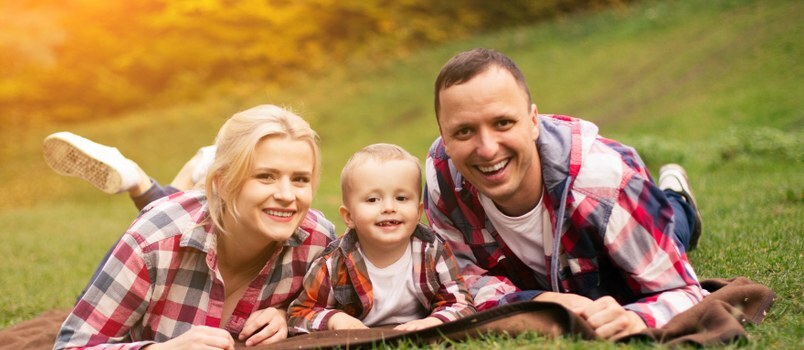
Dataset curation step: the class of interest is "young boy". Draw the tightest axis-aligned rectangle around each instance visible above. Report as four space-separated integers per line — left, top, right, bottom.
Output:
287 143 475 334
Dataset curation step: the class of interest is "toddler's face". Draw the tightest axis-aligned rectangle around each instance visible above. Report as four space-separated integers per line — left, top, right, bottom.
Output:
340 158 423 254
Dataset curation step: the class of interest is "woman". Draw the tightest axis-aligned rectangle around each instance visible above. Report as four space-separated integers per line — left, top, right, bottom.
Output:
54 105 335 349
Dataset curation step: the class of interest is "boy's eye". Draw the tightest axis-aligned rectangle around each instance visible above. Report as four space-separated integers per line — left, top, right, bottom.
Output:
366 197 379 203
396 196 408 201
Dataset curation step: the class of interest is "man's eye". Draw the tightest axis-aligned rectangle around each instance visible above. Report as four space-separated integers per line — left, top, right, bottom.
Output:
453 128 473 139
496 120 514 128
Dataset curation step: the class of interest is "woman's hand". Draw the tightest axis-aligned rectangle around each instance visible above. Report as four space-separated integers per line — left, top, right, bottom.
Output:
394 317 442 331
144 325 234 350
238 307 288 346
327 312 368 330
532 291 594 310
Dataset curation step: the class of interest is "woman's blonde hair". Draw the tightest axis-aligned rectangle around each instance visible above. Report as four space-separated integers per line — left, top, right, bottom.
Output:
205 104 321 234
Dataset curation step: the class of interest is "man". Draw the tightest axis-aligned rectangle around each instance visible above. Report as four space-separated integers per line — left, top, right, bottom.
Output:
424 48 705 340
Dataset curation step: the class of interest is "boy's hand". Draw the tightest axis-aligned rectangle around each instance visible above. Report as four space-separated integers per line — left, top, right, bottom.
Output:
327 312 369 330
238 307 288 346
394 317 443 331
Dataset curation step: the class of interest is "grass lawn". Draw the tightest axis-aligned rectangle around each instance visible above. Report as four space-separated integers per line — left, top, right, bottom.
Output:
0 0 801 348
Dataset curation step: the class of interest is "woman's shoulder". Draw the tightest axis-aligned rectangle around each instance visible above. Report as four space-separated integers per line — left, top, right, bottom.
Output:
299 208 337 243
127 190 211 246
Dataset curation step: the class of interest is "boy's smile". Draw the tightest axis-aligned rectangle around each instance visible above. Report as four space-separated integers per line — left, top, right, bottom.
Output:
340 158 423 267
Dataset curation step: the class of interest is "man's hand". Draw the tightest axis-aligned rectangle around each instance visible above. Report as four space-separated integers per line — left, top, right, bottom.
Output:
327 312 369 330
143 325 234 350
532 291 594 310
394 317 443 331
239 307 288 346
574 296 647 340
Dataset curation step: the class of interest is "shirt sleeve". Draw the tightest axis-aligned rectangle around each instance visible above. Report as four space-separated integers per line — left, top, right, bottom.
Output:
607 173 706 328
286 255 342 334
54 233 155 350
424 158 521 311
428 241 477 322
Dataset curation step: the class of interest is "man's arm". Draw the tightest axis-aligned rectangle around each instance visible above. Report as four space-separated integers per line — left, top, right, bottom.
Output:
604 173 706 328
424 159 520 310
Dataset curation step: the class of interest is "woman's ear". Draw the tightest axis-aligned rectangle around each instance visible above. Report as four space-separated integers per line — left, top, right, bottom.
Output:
339 205 356 229
530 103 539 140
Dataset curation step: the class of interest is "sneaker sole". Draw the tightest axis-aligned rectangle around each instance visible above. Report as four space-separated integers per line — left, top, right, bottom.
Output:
43 135 123 194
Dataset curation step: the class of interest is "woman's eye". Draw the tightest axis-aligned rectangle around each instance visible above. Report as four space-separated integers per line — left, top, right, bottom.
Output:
294 176 311 184
257 173 275 180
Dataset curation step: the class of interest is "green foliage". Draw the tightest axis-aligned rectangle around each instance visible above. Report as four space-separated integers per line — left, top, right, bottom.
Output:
1 0 802 348
1 0 629 124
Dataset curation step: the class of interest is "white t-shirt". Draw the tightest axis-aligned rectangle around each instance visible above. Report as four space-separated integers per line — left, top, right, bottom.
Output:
479 193 551 277
358 242 427 326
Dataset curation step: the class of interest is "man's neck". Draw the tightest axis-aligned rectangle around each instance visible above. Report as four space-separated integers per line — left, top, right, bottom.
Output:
495 152 544 217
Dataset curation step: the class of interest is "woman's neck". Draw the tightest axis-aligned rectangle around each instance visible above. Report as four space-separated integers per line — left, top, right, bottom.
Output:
216 214 278 281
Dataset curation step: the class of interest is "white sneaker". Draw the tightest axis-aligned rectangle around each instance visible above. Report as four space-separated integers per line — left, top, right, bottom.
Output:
191 145 217 185
43 132 142 194
658 164 703 250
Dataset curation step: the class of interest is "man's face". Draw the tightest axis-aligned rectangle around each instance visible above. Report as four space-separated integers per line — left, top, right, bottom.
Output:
437 66 540 215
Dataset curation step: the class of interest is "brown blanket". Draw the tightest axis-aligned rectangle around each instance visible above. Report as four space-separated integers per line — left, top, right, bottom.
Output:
0 277 774 350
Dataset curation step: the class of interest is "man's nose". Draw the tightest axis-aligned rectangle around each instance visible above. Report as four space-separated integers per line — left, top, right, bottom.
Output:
475 129 499 159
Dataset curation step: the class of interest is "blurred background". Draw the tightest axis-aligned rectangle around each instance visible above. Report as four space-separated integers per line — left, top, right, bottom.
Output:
0 0 800 347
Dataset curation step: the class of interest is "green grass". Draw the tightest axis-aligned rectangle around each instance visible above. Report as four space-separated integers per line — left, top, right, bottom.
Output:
1 0 801 347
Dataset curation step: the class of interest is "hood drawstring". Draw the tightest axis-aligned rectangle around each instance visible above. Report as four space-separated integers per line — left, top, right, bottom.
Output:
550 177 572 293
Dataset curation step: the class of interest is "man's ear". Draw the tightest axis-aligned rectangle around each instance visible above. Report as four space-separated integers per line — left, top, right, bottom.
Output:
339 205 356 229
531 103 539 140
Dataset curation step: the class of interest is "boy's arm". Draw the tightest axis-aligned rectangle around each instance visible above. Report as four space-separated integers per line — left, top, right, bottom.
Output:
426 240 477 322
286 256 344 334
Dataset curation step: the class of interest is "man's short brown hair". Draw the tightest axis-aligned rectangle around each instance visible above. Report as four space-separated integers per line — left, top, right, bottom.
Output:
434 48 532 120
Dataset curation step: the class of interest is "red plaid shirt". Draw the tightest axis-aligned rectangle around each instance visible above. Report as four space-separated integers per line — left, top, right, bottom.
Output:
287 224 475 334
55 190 335 350
425 115 706 328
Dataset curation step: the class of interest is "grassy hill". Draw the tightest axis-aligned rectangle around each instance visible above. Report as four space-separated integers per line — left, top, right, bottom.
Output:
1 0 801 347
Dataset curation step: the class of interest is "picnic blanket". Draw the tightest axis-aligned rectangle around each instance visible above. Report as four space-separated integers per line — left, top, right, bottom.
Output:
0 277 774 350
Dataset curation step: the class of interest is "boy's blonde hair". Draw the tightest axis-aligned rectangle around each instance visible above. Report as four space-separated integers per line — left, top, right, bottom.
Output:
340 143 422 205
205 104 321 235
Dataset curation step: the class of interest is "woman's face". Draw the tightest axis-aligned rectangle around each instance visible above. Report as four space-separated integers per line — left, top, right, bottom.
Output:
228 136 315 243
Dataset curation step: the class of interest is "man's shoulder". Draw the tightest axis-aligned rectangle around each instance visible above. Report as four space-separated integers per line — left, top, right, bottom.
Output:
426 136 448 161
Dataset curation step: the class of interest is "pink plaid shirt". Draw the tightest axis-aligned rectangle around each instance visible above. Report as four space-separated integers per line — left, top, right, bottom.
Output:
55 190 335 350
